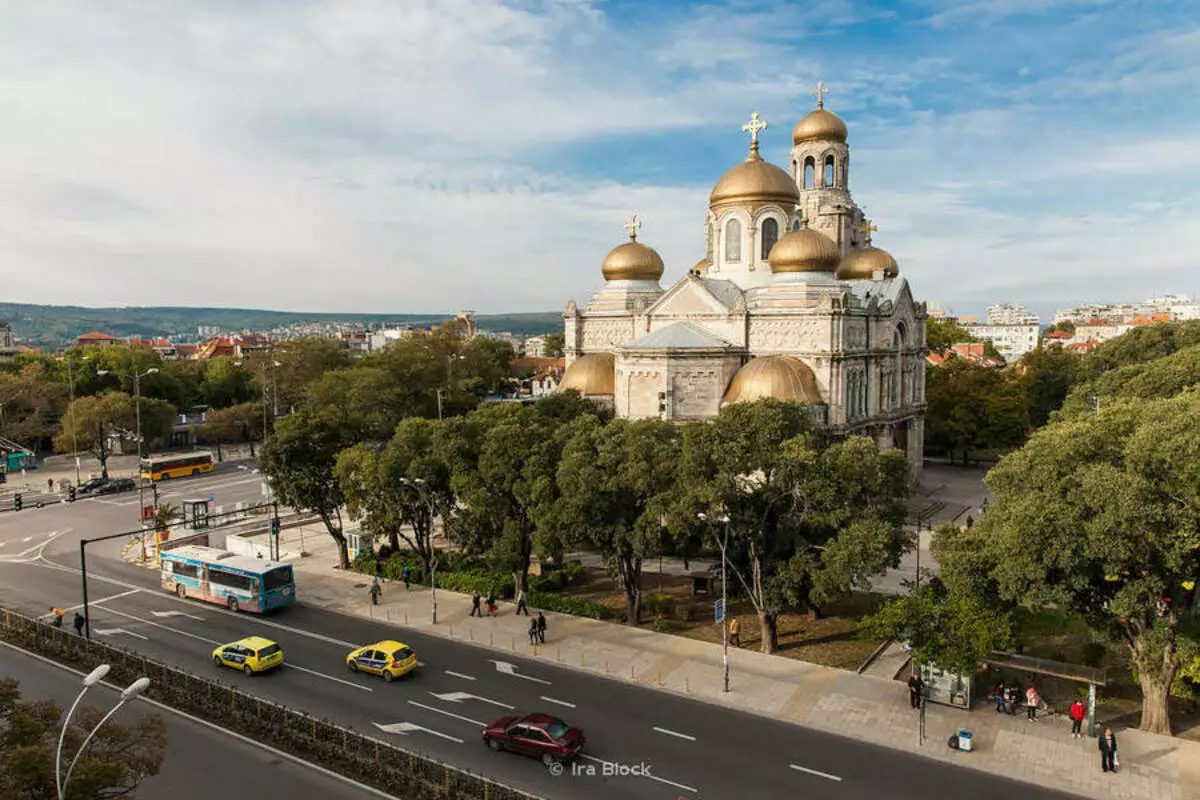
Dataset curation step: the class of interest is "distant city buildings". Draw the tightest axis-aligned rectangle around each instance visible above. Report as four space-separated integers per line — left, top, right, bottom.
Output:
1053 293 1200 325
958 303 1040 362
523 336 547 358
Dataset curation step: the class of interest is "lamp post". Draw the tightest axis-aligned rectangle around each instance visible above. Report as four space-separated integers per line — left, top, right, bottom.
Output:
55 664 109 800
401 477 438 624
65 353 90 486
58 672 151 800
698 511 732 693
132 368 158 553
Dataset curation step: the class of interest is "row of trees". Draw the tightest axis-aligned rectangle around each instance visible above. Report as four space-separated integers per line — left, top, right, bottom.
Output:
263 393 912 653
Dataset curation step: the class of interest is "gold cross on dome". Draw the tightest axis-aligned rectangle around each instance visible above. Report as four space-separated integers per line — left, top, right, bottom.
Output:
860 220 878 244
813 81 830 109
741 111 768 146
624 213 642 240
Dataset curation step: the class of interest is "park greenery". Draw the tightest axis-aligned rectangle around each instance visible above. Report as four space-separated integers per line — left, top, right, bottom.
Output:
0 677 167 800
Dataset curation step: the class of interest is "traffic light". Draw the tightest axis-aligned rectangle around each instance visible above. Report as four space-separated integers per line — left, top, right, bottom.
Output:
13 494 22 512
68 485 76 502
270 516 281 536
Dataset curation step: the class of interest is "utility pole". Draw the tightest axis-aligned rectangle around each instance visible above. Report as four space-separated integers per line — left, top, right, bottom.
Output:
698 512 732 693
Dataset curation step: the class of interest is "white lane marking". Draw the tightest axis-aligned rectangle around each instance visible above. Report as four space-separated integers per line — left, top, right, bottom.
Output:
63 588 141 612
488 659 551 684
373 721 463 743
790 764 843 782
152 610 204 620
444 670 476 681
406 700 486 727
429 691 514 710
22 536 32 542
580 754 698 793
94 627 149 640
539 696 576 709
653 726 696 742
93 604 372 692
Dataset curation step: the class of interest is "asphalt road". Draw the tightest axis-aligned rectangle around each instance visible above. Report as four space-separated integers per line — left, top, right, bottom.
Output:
0 643 384 800
0 467 1085 800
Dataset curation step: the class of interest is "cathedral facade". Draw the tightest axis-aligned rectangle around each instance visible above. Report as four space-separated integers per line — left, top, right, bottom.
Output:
559 87 927 472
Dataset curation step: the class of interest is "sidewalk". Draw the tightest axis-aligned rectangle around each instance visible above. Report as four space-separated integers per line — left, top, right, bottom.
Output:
272 525 1198 800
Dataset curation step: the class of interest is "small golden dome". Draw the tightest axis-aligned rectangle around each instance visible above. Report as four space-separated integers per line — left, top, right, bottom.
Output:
692 258 710 276
559 353 615 396
792 108 848 144
767 222 839 273
601 236 664 282
710 148 799 209
724 355 822 405
836 245 899 280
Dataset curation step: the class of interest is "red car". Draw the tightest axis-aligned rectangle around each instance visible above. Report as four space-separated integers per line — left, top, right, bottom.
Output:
483 713 585 766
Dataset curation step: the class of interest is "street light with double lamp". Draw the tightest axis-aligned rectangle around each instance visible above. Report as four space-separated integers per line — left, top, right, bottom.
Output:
57 670 151 800
65 353 91 486
400 477 439 624
133 368 159 554
698 511 732 693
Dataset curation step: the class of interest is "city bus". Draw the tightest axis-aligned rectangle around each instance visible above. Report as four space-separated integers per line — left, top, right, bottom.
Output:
140 451 215 481
160 545 295 613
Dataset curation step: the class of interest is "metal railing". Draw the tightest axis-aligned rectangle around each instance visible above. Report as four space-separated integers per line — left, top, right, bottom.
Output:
0 607 541 800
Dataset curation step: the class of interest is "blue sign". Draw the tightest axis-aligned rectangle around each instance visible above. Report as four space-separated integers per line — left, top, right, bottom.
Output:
209 493 215 503
714 598 725 624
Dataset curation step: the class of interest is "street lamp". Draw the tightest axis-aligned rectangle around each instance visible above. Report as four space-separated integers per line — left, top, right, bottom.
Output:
132 368 159 552
65 353 90 486
401 477 438 624
58 671 150 800
698 511 732 693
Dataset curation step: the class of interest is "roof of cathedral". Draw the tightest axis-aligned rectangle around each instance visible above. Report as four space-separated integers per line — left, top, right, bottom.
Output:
709 146 799 209
698 277 744 309
724 355 823 405
767 223 840 273
601 215 664 282
623 321 735 351
793 108 848 144
559 352 615 396
837 245 898 280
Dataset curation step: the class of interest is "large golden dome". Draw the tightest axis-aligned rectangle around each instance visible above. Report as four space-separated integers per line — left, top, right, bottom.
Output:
724 355 823 405
710 148 800 209
792 108 848 144
601 234 665 282
836 245 898 280
559 353 615 396
767 222 839 273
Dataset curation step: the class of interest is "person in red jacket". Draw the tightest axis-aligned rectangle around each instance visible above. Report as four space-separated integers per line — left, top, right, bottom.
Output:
1069 698 1087 739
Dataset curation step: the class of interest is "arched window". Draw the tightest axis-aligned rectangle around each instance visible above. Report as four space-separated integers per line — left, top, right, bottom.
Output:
760 218 779 260
724 219 742 262
803 157 815 189
824 155 836 187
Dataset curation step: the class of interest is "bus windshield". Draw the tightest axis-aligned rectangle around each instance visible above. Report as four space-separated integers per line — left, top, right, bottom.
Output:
263 566 293 593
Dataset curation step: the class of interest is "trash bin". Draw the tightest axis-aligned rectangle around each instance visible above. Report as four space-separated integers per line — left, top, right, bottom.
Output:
957 730 973 752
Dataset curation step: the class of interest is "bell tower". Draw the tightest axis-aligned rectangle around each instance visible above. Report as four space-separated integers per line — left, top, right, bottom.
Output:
790 82 864 257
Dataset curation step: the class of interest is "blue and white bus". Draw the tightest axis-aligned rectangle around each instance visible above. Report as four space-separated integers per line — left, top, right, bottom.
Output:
160 545 295 613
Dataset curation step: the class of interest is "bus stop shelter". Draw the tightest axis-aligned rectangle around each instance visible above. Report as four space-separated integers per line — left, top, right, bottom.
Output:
181 499 210 530
983 651 1107 736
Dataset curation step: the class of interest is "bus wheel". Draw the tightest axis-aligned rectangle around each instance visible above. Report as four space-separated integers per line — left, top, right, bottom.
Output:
227 597 239 612
175 584 186 599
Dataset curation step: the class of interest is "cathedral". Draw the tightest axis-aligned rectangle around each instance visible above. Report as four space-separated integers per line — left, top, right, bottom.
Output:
559 85 927 472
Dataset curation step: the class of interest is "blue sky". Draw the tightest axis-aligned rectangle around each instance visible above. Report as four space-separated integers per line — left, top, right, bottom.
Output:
1 0 1197 321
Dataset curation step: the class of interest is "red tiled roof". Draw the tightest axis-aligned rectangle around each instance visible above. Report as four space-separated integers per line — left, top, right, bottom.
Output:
1045 330 1072 340
76 331 118 342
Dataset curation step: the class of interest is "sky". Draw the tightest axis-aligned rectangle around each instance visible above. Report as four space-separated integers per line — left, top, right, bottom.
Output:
1 0 1197 321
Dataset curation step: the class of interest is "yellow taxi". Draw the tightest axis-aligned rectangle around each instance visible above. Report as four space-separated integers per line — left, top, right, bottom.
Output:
346 639 418 682
211 636 284 675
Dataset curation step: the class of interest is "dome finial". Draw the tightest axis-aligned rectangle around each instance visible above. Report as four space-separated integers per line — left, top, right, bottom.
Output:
623 213 641 242
741 111 768 159
859 219 878 246
812 81 830 110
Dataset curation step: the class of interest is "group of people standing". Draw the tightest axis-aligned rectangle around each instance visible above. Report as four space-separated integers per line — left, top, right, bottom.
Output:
468 589 547 644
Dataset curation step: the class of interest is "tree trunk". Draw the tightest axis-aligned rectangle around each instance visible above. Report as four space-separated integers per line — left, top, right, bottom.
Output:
808 603 824 622
617 553 642 626
758 610 778 654
1138 671 1173 735
320 510 349 569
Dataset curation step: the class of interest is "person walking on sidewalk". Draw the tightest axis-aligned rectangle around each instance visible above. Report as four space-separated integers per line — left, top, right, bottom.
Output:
73 612 85 636
485 593 497 617
49 607 64 628
528 617 539 645
992 683 1006 713
370 576 382 606
1026 684 1041 722
515 588 528 616
470 590 482 617
1005 682 1021 715
1098 728 1118 773
1070 698 1086 738
402 565 411 591
47 477 54 493
907 673 924 709
536 611 546 644
728 617 740 648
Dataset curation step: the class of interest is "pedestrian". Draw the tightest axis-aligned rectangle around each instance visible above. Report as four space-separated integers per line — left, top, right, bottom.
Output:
1026 684 1041 722
992 683 1006 713
515 588 528 616
536 611 546 644
73 612 85 636
907 673 924 709
47 477 54 492
486 593 497 617
1098 728 1118 773
529 617 539 645
1070 698 1086 739
374 558 384 582
728 617 740 648
965 515 974 529
402 565 411 591
1006 682 1021 715
370 576 382 606
470 590 482 617
50 606 64 628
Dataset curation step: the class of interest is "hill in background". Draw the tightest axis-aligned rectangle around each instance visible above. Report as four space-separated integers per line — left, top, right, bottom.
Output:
0 302 562 350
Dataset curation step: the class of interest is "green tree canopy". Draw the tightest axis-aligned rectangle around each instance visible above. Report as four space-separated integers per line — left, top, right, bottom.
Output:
197 357 258 409
53 392 175 478
0 362 68 449
198 401 262 445
1016 343 1082 427
542 332 565 358
1058 342 1200 419
262 336 352 412
925 359 1029 463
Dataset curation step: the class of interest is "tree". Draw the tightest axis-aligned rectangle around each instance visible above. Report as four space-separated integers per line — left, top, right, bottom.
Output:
0 362 68 450
1046 320 1075 336
197 358 257 409
53 393 175 478
925 359 1029 463
939 389 1200 734
0 676 167 800
862 581 1013 675
1059 343 1200 419
542 332 565 358
557 417 681 625
264 337 352 413
1016 343 1082 427
198 402 262 452
925 317 1000 358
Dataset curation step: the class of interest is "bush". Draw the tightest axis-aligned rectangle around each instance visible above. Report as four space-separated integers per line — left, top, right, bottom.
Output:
1080 641 1107 668
527 591 608 620
652 617 676 632
438 569 514 598
564 560 586 585
675 602 698 622
643 592 674 617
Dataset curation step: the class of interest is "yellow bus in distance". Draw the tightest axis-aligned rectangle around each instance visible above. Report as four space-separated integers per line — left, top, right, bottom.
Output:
140 451 215 481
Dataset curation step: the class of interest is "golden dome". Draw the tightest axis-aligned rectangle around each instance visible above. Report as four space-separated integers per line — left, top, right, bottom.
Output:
559 353 615 396
710 148 800 209
792 108 848 144
601 218 664 281
767 222 839 273
724 355 823 405
836 246 898 280
692 258 710 276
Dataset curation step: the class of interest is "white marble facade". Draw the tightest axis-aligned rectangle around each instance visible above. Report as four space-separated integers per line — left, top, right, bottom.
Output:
560 88 926 473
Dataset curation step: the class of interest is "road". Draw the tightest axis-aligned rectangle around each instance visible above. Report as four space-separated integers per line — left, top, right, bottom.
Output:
0 466 1084 800
0 643 384 800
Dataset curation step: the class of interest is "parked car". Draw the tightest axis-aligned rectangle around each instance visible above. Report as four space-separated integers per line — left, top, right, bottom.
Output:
483 713 585 766
95 478 136 495
77 478 111 495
